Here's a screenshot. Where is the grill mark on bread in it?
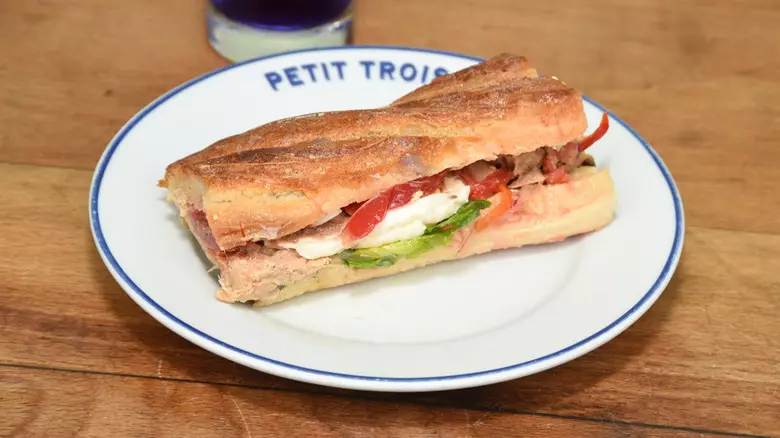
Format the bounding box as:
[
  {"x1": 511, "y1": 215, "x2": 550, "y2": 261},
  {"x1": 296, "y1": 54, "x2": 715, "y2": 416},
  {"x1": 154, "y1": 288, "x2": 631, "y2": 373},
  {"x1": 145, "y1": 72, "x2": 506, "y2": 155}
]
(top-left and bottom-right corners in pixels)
[
  {"x1": 173, "y1": 79, "x2": 577, "y2": 170},
  {"x1": 163, "y1": 54, "x2": 589, "y2": 251},
  {"x1": 393, "y1": 53, "x2": 539, "y2": 105}
]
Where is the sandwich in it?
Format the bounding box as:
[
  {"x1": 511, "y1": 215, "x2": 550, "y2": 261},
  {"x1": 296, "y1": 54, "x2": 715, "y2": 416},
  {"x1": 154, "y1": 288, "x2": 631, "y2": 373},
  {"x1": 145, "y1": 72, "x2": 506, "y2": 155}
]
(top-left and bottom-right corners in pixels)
[{"x1": 160, "y1": 54, "x2": 616, "y2": 307}]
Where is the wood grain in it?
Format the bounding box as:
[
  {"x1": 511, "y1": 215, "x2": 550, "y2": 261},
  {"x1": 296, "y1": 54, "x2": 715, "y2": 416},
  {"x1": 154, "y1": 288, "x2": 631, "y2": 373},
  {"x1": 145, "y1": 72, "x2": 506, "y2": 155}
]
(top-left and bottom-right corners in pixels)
[
  {"x1": 2, "y1": 1, "x2": 779, "y2": 236},
  {"x1": 0, "y1": 0, "x2": 226, "y2": 170},
  {"x1": 1, "y1": 0, "x2": 779, "y2": 436},
  {"x1": 0, "y1": 163, "x2": 777, "y2": 436},
  {"x1": 353, "y1": 0, "x2": 780, "y2": 236},
  {"x1": 1, "y1": 367, "x2": 713, "y2": 438}
]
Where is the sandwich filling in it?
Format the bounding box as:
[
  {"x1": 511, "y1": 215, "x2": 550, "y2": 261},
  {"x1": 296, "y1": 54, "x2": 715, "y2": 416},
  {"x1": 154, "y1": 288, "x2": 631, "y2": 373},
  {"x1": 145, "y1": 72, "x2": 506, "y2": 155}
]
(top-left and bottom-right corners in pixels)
[
  {"x1": 274, "y1": 176, "x2": 471, "y2": 259},
  {"x1": 187, "y1": 113, "x2": 609, "y2": 272}
]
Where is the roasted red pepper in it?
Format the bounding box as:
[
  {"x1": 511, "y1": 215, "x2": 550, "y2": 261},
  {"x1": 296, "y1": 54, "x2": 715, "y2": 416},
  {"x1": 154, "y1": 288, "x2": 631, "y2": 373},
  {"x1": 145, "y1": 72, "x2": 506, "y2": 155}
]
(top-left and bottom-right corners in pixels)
[
  {"x1": 465, "y1": 169, "x2": 514, "y2": 200},
  {"x1": 475, "y1": 184, "x2": 513, "y2": 231},
  {"x1": 343, "y1": 171, "x2": 448, "y2": 241},
  {"x1": 578, "y1": 112, "x2": 609, "y2": 152},
  {"x1": 545, "y1": 166, "x2": 571, "y2": 185}
]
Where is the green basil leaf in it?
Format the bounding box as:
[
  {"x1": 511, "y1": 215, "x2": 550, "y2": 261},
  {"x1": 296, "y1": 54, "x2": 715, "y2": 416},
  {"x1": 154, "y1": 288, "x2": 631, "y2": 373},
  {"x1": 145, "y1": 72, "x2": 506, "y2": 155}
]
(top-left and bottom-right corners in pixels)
[
  {"x1": 425, "y1": 200, "x2": 491, "y2": 235},
  {"x1": 340, "y1": 250, "x2": 398, "y2": 269},
  {"x1": 347, "y1": 233, "x2": 453, "y2": 263}
]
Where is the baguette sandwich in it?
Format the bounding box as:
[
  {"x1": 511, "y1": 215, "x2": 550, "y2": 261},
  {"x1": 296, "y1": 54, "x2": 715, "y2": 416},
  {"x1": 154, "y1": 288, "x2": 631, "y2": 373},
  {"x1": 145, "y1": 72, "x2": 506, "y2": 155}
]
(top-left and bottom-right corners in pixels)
[{"x1": 160, "y1": 54, "x2": 616, "y2": 307}]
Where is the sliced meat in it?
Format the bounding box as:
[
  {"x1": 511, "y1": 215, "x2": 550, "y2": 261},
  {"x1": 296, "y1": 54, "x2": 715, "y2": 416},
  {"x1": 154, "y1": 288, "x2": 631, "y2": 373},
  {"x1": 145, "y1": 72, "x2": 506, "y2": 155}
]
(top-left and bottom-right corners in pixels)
[
  {"x1": 267, "y1": 213, "x2": 349, "y2": 249},
  {"x1": 187, "y1": 210, "x2": 219, "y2": 251},
  {"x1": 558, "y1": 142, "x2": 580, "y2": 166},
  {"x1": 507, "y1": 149, "x2": 545, "y2": 188},
  {"x1": 465, "y1": 160, "x2": 498, "y2": 182},
  {"x1": 217, "y1": 243, "x2": 329, "y2": 303},
  {"x1": 310, "y1": 209, "x2": 342, "y2": 227},
  {"x1": 509, "y1": 168, "x2": 545, "y2": 188},
  {"x1": 506, "y1": 144, "x2": 595, "y2": 189},
  {"x1": 509, "y1": 149, "x2": 545, "y2": 176}
]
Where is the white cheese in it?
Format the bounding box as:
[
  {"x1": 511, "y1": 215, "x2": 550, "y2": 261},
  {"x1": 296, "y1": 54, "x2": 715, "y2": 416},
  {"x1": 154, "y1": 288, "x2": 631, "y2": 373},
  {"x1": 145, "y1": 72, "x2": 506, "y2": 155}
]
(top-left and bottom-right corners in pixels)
[
  {"x1": 290, "y1": 238, "x2": 346, "y2": 260},
  {"x1": 285, "y1": 177, "x2": 470, "y2": 259},
  {"x1": 355, "y1": 178, "x2": 469, "y2": 248}
]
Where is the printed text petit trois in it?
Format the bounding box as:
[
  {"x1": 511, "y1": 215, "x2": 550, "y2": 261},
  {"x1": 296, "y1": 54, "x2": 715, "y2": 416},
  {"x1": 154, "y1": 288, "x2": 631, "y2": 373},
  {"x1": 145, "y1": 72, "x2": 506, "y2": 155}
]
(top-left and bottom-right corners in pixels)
[{"x1": 264, "y1": 60, "x2": 450, "y2": 91}]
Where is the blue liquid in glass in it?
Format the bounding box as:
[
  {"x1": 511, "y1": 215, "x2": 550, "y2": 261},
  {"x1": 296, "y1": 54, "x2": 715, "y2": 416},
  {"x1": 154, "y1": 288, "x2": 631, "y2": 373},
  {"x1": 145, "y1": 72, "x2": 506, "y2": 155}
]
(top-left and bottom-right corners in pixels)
[{"x1": 211, "y1": 0, "x2": 351, "y2": 30}]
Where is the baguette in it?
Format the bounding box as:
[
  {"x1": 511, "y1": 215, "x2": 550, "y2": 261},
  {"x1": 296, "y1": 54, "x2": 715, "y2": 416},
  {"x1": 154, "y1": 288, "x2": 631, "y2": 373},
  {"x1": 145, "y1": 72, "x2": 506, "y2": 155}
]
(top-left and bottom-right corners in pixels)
[
  {"x1": 161, "y1": 55, "x2": 587, "y2": 251},
  {"x1": 160, "y1": 54, "x2": 617, "y2": 307}
]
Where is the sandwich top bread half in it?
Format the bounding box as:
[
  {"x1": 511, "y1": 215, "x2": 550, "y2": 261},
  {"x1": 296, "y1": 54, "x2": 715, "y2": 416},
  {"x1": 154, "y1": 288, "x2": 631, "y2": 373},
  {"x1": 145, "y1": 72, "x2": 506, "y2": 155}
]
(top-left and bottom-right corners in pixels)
[{"x1": 160, "y1": 54, "x2": 617, "y2": 307}]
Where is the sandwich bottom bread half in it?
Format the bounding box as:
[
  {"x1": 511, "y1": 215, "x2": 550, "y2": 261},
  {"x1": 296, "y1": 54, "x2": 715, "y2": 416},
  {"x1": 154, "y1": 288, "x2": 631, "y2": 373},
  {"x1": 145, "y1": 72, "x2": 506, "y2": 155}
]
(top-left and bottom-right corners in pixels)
[{"x1": 160, "y1": 53, "x2": 617, "y2": 307}]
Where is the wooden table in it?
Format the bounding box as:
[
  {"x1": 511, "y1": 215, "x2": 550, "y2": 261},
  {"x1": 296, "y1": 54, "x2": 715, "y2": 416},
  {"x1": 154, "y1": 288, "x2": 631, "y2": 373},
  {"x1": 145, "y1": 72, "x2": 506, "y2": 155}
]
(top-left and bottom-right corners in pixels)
[{"x1": 1, "y1": 1, "x2": 778, "y2": 436}]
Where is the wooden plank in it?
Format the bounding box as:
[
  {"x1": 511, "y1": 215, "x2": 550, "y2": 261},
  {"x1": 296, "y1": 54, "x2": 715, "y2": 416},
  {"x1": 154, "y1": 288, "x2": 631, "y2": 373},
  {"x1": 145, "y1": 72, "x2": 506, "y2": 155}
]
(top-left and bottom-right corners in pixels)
[
  {"x1": 2, "y1": 1, "x2": 778, "y2": 234},
  {"x1": 0, "y1": 0, "x2": 227, "y2": 170},
  {"x1": 352, "y1": 0, "x2": 780, "y2": 235},
  {"x1": 2, "y1": 0, "x2": 780, "y2": 435},
  {"x1": 0, "y1": 163, "x2": 777, "y2": 436},
  {"x1": 0, "y1": 366, "x2": 734, "y2": 437}
]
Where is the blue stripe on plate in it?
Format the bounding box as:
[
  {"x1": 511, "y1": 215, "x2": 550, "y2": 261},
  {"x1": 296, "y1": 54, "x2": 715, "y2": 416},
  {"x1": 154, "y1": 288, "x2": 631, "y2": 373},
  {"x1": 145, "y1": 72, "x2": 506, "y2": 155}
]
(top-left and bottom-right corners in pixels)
[{"x1": 89, "y1": 46, "x2": 684, "y2": 383}]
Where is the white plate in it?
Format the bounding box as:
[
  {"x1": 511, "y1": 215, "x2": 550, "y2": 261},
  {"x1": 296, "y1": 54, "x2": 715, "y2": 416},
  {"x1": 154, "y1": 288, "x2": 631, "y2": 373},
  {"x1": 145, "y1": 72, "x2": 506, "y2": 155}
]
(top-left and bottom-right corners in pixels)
[{"x1": 90, "y1": 46, "x2": 684, "y2": 392}]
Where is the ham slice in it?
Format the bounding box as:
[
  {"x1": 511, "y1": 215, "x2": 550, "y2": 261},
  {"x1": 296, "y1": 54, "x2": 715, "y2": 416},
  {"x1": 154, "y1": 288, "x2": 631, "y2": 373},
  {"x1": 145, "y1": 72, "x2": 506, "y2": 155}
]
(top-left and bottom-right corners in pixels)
[
  {"x1": 508, "y1": 149, "x2": 546, "y2": 189},
  {"x1": 508, "y1": 146, "x2": 594, "y2": 189},
  {"x1": 188, "y1": 210, "x2": 219, "y2": 251},
  {"x1": 267, "y1": 213, "x2": 349, "y2": 249},
  {"x1": 465, "y1": 160, "x2": 497, "y2": 182},
  {"x1": 510, "y1": 149, "x2": 545, "y2": 176}
]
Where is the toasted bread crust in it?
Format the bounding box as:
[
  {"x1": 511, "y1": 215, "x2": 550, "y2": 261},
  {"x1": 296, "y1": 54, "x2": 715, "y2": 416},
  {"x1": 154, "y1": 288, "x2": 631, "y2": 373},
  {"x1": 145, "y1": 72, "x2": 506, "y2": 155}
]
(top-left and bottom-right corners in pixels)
[
  {"x1": 392, "y1": 53, "x2": 539, "y2": 105},
  {"x1": 163, "y1": 55, "x2": 588, "y2": 250}
]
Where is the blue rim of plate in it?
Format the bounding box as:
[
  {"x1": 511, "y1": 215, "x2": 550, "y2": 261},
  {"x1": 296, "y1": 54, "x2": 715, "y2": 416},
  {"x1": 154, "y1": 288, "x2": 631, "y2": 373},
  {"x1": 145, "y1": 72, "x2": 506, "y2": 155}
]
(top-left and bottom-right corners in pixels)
[{"x1": 89, "y1": 46, "x2": 684, "y2": 384}]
